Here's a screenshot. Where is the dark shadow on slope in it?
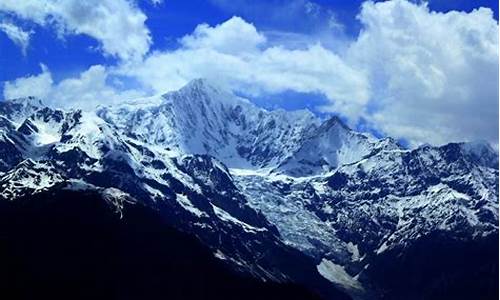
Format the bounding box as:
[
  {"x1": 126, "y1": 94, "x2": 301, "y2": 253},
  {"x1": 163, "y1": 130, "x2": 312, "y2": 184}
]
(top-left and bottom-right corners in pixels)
[
  {"x1": 0, "y1": 190, "x2": 329, "y2": 300},
  {"x1": 364, "y1": 231, "x2": 499, "y2": 300}
]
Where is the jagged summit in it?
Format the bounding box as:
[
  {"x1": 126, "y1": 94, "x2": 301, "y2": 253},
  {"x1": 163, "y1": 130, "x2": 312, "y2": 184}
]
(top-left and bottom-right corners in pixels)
[
  {"x1": 0, "y1": 96, "x2": 46, "y2": 126},
  {"x1": 460, "y1": 139, "x2": 497, "y2": 156},
  {"x1": 2, "y1": 96, "x2": 44, "y2": 107},
  {"x1": 171, "y1": 78, "x2": 223, "y2": 102},
  {"x1": 96, "y1": 79, "x2": 402, "y2": 175},
  {"x1": 97, "y1": 79, "x2": 324, "y2": 171},
  {"x1": 178, "y1": 78, "x2": 224, "y2": 94},
  {"x1": 165, "y1": 78, "x2": 250, "y2": 109},
  {"x1": 320, "y1": 115, "x2": 351, "y2": 132}
]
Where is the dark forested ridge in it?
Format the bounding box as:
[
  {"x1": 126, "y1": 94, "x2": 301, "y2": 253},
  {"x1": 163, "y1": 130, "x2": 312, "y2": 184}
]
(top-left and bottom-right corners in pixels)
[
  {"x1": 0, "y1": 190, "x2": 325, "y2": 300},
  {"x1": 364, "y1": 232, "x2": 498, "y2": 300}
]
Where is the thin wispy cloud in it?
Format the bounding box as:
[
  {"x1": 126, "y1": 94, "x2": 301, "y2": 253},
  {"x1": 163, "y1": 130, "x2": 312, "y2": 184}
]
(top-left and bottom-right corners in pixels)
[{"x1": 0, "y1": 21, "x2": 32, "y2": 56}]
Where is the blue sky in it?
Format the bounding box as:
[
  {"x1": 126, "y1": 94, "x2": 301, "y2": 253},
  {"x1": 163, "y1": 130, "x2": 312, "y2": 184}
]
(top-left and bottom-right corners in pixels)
[
  {"x1": 0, "y1": 0, "x2": 498, "y2": 147},
  {"x1": 2, "y1": 0, "x2": 497, "y2": 84}
]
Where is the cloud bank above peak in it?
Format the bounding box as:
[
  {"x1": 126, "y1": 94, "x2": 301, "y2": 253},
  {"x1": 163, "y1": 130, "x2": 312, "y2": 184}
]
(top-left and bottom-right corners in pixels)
[
  {"x1": 2, "y1": 0, "x2": 498, "y2": 148},
  {"x1": 119, "y1": 15, "x2": 371, "y2": 122},
  {"x1": 4, "y1": 64, "x2": 144, "y2": 110}
]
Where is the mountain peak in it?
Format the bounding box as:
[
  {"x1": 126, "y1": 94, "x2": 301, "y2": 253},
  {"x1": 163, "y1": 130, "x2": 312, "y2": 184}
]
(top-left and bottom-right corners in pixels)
[
  {"x1": 184, "y1": 78, "x2": 213, "y2": 88},
  {"x1": 459, "y1": 140, "x2": 498, "y2": 168},
  {"x1": 461, "y1": 140, "x2": 496, "y2": 153},
  {"x1": 165, "y1": 78, "x2": 255, "y2": 112},
  {"x1": 0, "y1": 96, "x2": 46, "y2": 126},
  {"x1": 320, "y1": 115, "x2": 351, "y2": 132},
  {"x1": 179, "y1": 78, "x2": 227, "y2": 96},
  {"x1": 2, "y1": 96, "x2": 44, "y2": 108}
]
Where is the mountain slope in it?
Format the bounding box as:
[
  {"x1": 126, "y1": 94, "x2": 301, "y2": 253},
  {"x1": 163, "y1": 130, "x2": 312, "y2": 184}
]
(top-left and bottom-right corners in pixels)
[
  {"x1": 0, "y1": 79, "x2": 497, "y2": 300},
  {"x1": 0, "y1": 189, "x2": 325, "y2": 300},
  {"x1": 0, "y1": 95, "x2": 350, "y2": 299}
]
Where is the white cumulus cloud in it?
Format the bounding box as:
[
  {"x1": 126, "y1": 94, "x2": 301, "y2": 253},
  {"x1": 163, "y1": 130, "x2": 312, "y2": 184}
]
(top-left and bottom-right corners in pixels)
[
  {"x1": 180, "y1": 17, "x2": 266, "y2": 54},
  {"x1": 349, "y1": 0, "x2": 499, "y2": 146},
  {"x1": 4, "y1": 64, "x2": 53, "y2": 99},
  {"x1": 3, "y1": 64, "x2": 144, "y2": 110},
  {"x1": 0, "y1": 0, "x2": 152, "y2": 60}
]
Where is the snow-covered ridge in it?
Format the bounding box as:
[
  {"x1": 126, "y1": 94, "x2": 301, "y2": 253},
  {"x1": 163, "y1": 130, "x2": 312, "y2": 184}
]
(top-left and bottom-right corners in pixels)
[
  {"x1": 93, "y1": 78, "x2": 407, "y2": 176},
  {"x1": 96, "y1": 78, "x2": 323, "y2": 172}
]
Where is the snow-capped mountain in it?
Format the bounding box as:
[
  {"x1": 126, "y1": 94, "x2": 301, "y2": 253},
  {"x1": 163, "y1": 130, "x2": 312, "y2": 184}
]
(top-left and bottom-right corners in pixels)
[
  {"x1": 96, "y1": 79, "x2": 321, "y2": 170},
  {"x1": 0, "y1": 79, "x2": 497, "y2": 300}
]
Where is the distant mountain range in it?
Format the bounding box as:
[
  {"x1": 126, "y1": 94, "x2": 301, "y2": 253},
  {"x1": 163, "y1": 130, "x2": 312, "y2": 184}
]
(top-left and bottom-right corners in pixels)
[{"x1": 0, "y1": 79, "x2": 498, "y2": 300}]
